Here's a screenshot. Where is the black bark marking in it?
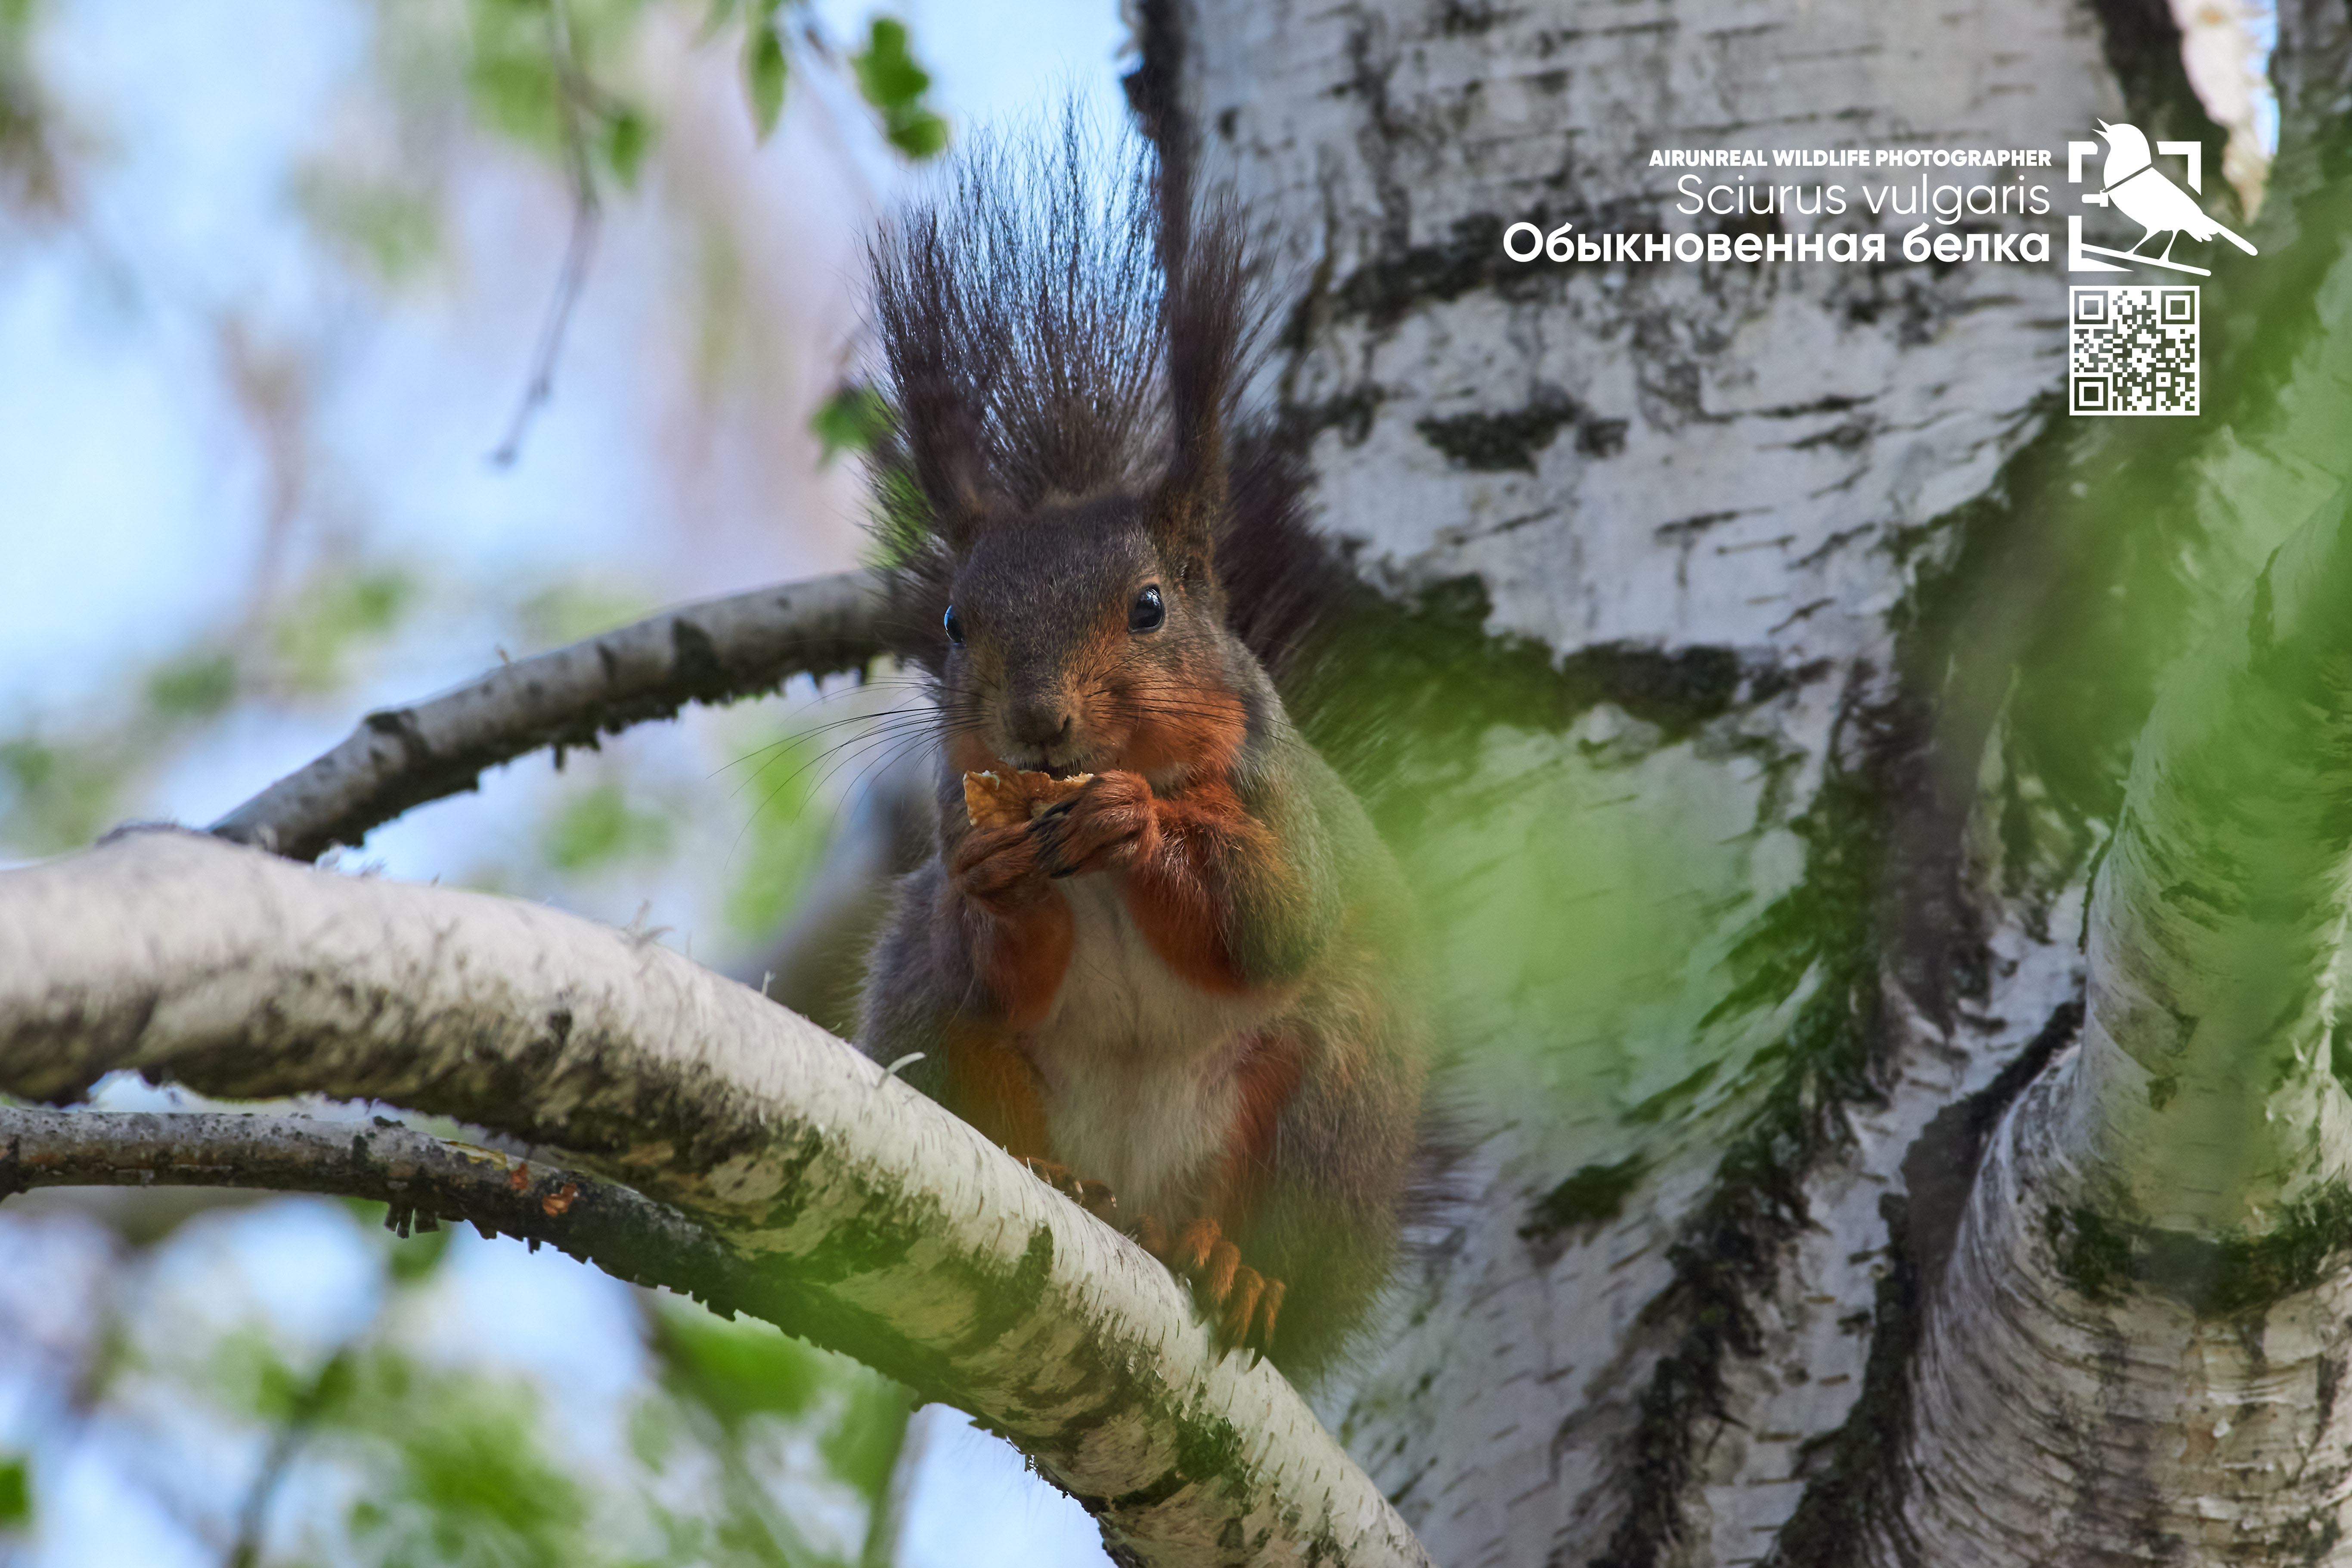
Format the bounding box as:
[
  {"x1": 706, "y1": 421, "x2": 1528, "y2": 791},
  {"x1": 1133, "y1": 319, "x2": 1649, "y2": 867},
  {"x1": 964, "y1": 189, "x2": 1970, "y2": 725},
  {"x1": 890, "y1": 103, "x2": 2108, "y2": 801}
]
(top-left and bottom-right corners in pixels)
[
  {"x1": 1766, "y1": 999, "x2": 2082, "y2": 1568},
  {"x1": 1414, "y1": 387, "x2": 1626, "y2": 473},
  {"x1": 1521, "y1": 1155, "x2": 1648, "y2": 1251},
  {"x1": 2045, "y1": 1187, "x2": 2352, "y2": 1317}
]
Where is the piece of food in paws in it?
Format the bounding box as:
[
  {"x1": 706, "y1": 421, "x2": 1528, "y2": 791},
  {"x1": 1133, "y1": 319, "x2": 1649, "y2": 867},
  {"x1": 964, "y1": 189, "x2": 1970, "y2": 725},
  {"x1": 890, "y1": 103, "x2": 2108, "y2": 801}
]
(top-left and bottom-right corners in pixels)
[
  {"x1": 1021, "y1": 772, "x2": 1093, "y2": 818},
  {"x1": 962, "y1": 770, "x2": 1027, "y2": 830},
  {"x1": 961, "y1": 769, "x2": 1095, "y2": 828}
]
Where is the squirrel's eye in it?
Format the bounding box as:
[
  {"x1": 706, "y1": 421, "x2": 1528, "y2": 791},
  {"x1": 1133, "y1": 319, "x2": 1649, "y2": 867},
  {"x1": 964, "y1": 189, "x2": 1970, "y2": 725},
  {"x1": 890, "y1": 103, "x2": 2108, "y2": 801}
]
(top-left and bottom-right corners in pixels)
[
  {"x1": 1129, "y1": 585, "x2": 1165, "y2": 634},
  {"x1": 943, "y1": 605, "x2": 964, "y2": 646}
]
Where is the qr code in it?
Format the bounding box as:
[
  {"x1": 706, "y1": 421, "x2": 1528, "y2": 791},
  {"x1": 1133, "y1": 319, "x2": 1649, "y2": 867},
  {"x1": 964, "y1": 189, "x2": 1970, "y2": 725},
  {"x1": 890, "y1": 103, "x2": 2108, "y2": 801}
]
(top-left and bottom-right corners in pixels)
[{"x1": 2070, "y1": 286, "x2": 2198, "y2": 416}]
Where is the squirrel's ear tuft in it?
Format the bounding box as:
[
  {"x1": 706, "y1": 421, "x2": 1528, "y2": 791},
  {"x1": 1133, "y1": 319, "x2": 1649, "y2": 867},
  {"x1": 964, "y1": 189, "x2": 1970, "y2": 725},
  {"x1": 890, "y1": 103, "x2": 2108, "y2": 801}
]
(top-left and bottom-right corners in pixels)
[
  {"x1": 1150, "y1": 196, "x2": 1246, "y2": 574},
  {"x1": 869, "y1": 207, "x2": 995, "y2": 552}
]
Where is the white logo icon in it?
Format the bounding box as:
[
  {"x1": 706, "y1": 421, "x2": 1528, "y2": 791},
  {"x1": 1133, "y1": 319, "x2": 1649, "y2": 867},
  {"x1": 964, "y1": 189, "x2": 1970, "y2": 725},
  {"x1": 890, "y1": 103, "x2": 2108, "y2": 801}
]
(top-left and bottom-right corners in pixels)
[{"x1": 2066, "y1": 121, "x2": 2256, "y2": 277}]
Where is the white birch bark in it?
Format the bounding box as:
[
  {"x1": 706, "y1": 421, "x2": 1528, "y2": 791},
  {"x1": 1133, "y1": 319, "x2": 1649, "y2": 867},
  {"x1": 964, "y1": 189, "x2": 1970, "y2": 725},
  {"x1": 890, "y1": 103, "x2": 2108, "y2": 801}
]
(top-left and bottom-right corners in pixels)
[
  {"x1": 1891, "y1": 487, "x2": 2352, "y2": 1565},
  {"x1": 1178, "y1": 0, "x2": 2109, "y2": 1559}
]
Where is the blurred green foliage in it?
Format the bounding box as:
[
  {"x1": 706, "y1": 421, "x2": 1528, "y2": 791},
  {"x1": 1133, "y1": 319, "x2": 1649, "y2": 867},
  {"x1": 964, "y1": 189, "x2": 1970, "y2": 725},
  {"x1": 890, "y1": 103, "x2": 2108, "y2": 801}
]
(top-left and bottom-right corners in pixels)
[
  {"x1": 0, "y1": 560, "x2": 421, "y2": 855},
  {"x1": 0, "y1": 0, "x2": 60, "y2": 214},
  {"x1": 294, "y1": 166, "x2": 444, "y2": 287},
  {"x1": 0, "y1": 734, "x2": 125, "y2": 853},
  {"x1": 811, "y1": 383, "x2": 890, "y2": 466},
  {"x1": 205, "y1": 1306, "x2": 600, "y2": 1568},
  {"x1": 721, "y1": 723, "x2": 831, "y2": 940},
  {"x1": 516, "y1": 579, "x2": 656, "y2": 648},
  {"x1": 273, "y1": 568, "x2": 416, "y2": 693},
  {"x1": 850, "y1": 18, "x2": 946, "y2": 160},
  {"x1": 147, "y1": 651, "x2": 242, "y2": 718},
  {"x1": 656, "y1": 1302, "x2": 828, "y2": 1429},
  {"x1": 544, "y1": 781, "x2": 674, "y2": 870},
  {"x1": 744, "y1": 0, "x2": 788, "y2": 140},
  {"x1": 0, "y1": 1196, "x2": 915, "y2": 1568},
  {"x1": 460, "y1": 0, "x2": 659, "y2": 188}
]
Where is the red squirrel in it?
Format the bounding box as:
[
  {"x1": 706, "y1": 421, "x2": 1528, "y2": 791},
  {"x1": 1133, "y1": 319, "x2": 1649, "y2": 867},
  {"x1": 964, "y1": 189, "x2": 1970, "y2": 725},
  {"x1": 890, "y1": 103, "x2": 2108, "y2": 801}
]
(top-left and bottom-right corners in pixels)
[{"x1": 855, "y1": 130, "x2": 1430, "y2": 1379}]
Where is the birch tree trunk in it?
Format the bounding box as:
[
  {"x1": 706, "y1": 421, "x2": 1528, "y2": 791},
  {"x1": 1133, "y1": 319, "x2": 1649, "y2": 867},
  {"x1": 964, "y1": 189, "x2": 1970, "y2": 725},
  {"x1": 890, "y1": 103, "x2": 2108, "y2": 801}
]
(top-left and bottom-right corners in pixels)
[{"x1": 1157, "y1": 0, "x2": 2352, "y2": 1562}]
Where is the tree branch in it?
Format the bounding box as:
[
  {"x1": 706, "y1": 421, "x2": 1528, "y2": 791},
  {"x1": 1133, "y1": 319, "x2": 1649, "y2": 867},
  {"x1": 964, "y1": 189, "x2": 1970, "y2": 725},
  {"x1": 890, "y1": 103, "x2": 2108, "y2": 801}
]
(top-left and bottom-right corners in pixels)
[
  {"x1": 208, "y1": 570, "x2": 886, "y2": 862},
  {"x1": 0, "y1": 829, "x2": 1431, "y2": 1568},
  {"x1": 0, "y1": 1109, "x2": 768, "y2": 1311},
  {"x1": 488, "y1": 0, "x2": 602, "y2": 470}
]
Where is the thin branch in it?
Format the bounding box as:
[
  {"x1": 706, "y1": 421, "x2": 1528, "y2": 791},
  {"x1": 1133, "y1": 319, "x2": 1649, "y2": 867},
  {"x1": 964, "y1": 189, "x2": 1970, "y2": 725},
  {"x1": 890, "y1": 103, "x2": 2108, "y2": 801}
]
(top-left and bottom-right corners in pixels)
[
  {"x1": 208, "y1": 569, "x2": 884, "y2": 862},
  {"x1": 489, "y1": 0, "x2": 602, "y2": 469},
  {"x1": 0, "y1": 829, "x2": 1433, "y2": 1568},
  {"x1": 225, "y1": 1342, "x2": 346, "y2": 1568},
  {"x1": 0, "y1": 1109, "x2": 776, "y2": 1319}
]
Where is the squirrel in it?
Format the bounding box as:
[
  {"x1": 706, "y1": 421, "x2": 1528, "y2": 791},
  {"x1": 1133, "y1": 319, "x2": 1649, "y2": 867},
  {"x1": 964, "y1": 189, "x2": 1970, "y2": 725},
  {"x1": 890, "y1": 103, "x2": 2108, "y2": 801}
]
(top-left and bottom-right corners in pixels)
[{"x1": 854, "y1": 124, "x2": 1432, "y2": 1382}]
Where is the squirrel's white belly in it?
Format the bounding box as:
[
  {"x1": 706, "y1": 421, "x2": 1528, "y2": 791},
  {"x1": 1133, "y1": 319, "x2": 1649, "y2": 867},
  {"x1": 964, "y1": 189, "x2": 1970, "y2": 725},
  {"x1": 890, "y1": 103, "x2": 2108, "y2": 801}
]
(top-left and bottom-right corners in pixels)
[{"x1": 1025, "y1": 874, "x2": 1278, "y2": 1218}]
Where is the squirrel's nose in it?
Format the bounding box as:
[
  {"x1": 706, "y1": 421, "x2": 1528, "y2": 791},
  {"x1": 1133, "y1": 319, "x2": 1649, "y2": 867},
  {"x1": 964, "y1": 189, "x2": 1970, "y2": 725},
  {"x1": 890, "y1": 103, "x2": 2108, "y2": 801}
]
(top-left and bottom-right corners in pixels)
[{"x1": 1007, "y1": 701, "x2": 1074, "y2": 751}]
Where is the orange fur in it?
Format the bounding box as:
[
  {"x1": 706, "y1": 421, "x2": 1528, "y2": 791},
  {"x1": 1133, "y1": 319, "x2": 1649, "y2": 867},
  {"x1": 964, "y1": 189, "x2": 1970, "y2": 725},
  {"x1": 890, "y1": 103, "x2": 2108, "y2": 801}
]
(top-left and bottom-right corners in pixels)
[
  {"x1": 943, "y1": 1022, "x2": 1054, "y2": 1161},
  {"x1": 1122, "y1": 782, "x2": 1277, "y2": 994},
  {"x1": 1208, "y1": 1029, "x2": 1305, "y2": 1231},
  {"x1": 1119, "y1": 679, "x2": 1247, "y2": 782}
]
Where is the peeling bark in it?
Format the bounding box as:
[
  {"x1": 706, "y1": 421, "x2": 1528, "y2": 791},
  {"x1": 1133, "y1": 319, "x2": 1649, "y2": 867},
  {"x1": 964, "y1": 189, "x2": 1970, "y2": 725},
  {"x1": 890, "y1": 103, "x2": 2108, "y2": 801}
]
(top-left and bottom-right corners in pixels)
[{"x1": 0, "y1": 829, "x2": 1429, "y2": 1568}]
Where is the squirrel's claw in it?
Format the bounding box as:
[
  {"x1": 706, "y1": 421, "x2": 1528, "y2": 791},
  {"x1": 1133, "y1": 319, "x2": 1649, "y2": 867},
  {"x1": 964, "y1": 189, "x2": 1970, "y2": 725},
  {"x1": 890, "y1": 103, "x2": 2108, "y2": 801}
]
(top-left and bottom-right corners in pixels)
[
  {"x1": 1018, "y1": 1157, "x2": 1118, "y2": 1222},
  {"x1": 1140, "y1": 1214, "x2": 1283, "y2": 1360},
  {"x1": 1032, "y1": 770, "x2": 1155, "y2": 879}
]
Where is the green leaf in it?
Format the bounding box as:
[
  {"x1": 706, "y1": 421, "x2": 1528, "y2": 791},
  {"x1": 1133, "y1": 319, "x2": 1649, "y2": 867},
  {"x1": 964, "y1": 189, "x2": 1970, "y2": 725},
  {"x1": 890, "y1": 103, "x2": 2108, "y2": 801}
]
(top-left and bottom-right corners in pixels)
[
  {"x1": 514, "y1": 579, "x2": 653, "y2": 647},
  {"x1": 851, "y1": 18, "x2": 948, "y2": 161},
  {"x1": 0, "y1": 738, "x2": 53, "y2": 793},
  {"x1": 884, "y1": 107, "x2": 948, "y2": 160},
  {"x1": 0, "y1": 1455, "x2": 29, "y2": 1528},
  {"x1": 293, "y1": 167, "x2": 443, "y2": 288},
  {"x1": 603, "y1": 106, "x2": 653, "y2": 189},
  {"x1": 271, "y1": 566, "x2": 417, "y2": 692},
  {"x1": 0, "y1": 734, "x2": 131, "y2": 855},
  {"x1": 821, "y1": 1378, "x2": 912, "y2": 1503},
  {"x1": 467, "y1": 49, "x2": 562, "y2": 153},
  {"x1": 744, "y1": 23, "x2": 787, "y2": 141},
  {"x1": 810, "y1": 382, "x2": 890, "y2": 464},
  {"x1": 721, "y1": 729, "x2": 827, "y2": 939},
  {"x1": 626, "y1": 1397, "x2": 679, "y2": 1473},
  {"x1": 851, "y1": 17, "x2": 927, "y2": 112}
]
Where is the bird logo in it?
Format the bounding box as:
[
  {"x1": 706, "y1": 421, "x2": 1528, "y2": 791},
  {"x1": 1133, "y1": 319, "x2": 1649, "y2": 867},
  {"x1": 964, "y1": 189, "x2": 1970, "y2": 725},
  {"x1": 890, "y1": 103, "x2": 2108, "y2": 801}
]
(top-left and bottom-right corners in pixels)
[{"x1": 2077, "y1": 121, "x2": 2256, "y2": 271}]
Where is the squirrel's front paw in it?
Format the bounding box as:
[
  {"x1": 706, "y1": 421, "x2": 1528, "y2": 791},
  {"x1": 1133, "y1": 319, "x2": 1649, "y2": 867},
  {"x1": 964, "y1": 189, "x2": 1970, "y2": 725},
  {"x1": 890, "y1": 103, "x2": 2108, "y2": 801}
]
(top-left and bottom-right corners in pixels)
[
  {"x1": 1132, "y1": 1214, "x2": 1285, "y2": 1360},
  {"x1": 950, "y1": 822, "x2": 1050, "y2": 907},
  {"x1": 1035, "y1": 770, "x2": 1157, "y2": 879}
]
